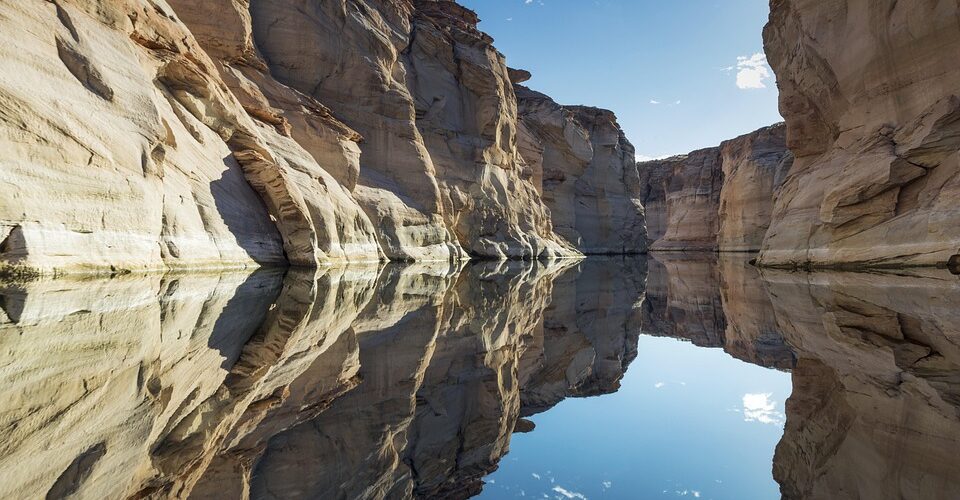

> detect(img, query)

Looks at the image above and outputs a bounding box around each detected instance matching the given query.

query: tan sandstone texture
[0,0,620,277]
[760,0,960,268]
[515,85,647,254]
[245,0,576,261]
[0,0,387,276]
[638,124,791,252]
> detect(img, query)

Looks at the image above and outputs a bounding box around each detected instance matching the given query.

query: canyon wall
[760,0,960,268]
[4,0,656,277]
[638,124,791,252]
[515,84,647,254]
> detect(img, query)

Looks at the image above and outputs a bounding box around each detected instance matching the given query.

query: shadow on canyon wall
[0,254,959,499]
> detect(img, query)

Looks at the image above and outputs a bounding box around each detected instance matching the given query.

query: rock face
[516,86,647,254]
[0,0,603,276]
[243,0,575,260]
[638,124,791,252]
[639,149,724,251]
[0,0,389,276]
[718,123,793,252]
[760,0,960,268]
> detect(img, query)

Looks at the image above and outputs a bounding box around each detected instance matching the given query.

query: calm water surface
[1,254,958,499]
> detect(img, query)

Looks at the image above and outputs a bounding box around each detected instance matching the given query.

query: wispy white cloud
[654,382,665,389]
[742,392,785,425]
[532,473,541,480]
[552,486,588,500]
[649,99,661,105]
[733,53,772,89]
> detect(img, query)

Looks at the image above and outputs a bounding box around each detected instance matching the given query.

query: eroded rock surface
[0,0,390,276]
[761,0,960,268]
[638,124,791,252]
[718,123,793,252]
[247,0,576,261]
[516,86,647,254]
[1,0,604,276]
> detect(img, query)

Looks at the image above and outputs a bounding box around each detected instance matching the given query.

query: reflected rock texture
[1,254,959,499]
[641,253,960,500]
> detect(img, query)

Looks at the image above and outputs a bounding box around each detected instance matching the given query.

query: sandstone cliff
[638,124,792,252]
[760,0,960,268]
[0,0,607,277]
[515,85,647,254]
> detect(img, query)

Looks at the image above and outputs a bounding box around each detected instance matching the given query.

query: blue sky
[459,0,783,160]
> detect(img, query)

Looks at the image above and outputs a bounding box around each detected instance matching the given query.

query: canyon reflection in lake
[1,254,959,500]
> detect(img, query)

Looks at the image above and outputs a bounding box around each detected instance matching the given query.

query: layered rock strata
[760,0,960,268]
[515,84,647,254]
[638,124,792,252]
[243,0,575,261]
[0,0,385,276]
[0,0,610,277]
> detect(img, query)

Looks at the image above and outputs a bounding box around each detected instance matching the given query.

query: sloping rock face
[718,123,793,252]
[0,0,591,276]
[638,124,791,252]
[761,0,960,268]
[516,86,647,254]
[639,148,723,251]
[246,0,576,260]
[0,0,385,276]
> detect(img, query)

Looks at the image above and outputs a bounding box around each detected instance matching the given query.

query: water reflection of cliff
[642,253,960,500]
[0,257,648,499]
[2,254,959,499]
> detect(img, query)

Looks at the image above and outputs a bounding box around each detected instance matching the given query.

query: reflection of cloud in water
[742,392,784,425]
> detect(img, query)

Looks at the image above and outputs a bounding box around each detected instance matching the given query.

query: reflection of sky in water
[479,335,792,499]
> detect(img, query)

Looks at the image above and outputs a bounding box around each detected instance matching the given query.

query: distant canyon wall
[515,82,647,254]
[759,0,960,268]
[0,0,651,276]
[638,123,793,252]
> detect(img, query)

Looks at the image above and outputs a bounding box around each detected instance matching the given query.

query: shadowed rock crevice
[45,442,107,500]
